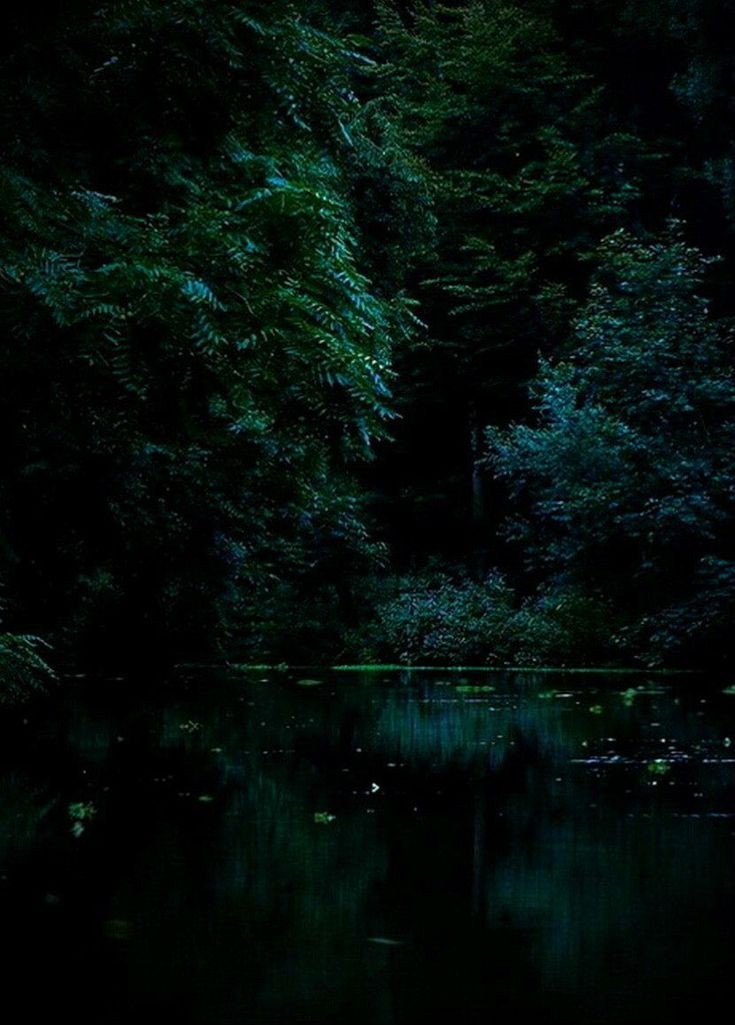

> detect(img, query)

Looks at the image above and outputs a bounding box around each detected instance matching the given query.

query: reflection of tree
[0,672,733,1022]
[0,773,51,867]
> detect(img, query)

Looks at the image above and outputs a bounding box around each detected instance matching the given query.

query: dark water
[1,670,734,1024]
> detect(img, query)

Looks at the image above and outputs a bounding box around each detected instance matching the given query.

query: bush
[508,585,623,666]
[348,569,624,667]
[347,568,516,665]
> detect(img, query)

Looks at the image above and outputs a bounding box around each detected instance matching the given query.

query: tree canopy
[3,0,735,678]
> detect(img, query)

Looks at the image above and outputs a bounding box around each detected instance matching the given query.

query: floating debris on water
[179,720,202,734]
[69,801,97,838]
[313,811,336,824]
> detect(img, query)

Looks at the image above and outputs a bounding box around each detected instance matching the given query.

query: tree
[489,227,735,663]
[0,1,415,664]
[360,0,650,560]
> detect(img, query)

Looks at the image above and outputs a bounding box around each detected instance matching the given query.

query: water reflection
[0,671,733,1023]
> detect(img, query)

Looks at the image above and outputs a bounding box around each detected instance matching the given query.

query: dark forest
[4,0,735,684]
[3,7,735,1025]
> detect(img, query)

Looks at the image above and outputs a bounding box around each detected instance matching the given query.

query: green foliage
[489,227,735,663]
[355,0,655,554]
[348,568,516,665]
[0,1,417,662]
[350,569,618,666]
[3,1,735,670]
[506,585,620,666]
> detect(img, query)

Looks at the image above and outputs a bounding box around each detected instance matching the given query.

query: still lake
[0,669,733,1023]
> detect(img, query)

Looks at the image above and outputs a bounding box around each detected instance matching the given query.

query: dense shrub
[348,569,619,666]
[347,569,515,664]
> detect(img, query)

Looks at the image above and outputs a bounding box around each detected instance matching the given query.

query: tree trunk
[469,403,484,526]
